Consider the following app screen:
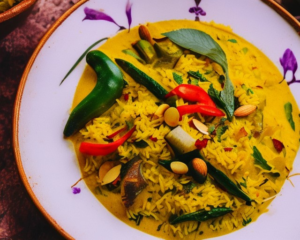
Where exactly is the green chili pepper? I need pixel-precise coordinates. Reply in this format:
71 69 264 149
178 150 252 204
170 207 232 225
115 59 168 99
63 50 124 137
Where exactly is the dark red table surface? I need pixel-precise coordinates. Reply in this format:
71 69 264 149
0 0 299 239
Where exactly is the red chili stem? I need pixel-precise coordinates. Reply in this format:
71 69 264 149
165 84 216 107
177 105 225 117
79 126 136 156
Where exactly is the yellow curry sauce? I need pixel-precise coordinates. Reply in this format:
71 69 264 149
69 20 300 239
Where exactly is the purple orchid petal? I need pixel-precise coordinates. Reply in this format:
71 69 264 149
72 187 81 194
189 6 206 16
126 0 133 30
83 7 125 30
280 48 298 78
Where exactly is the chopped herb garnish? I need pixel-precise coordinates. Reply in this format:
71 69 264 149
216 126 228 142
242 218 252 226
284 102 295 131
173 72 183 84
242 47 248 54
228 39 238 43
133 140 149 148
188 70 209 82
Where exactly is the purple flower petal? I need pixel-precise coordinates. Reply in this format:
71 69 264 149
189 6 206 16
83 7 125 30
280 48 298 78
126 0 133 30
72 187 81 194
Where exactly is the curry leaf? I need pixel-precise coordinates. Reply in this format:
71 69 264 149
208 84 232 118
284 102 295 131
162 29 234 120
252 146 272 171
188 70 209 82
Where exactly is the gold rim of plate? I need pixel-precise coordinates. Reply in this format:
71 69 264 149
11 0 300 239
0 0 37 23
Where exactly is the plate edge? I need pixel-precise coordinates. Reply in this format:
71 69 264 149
261 0 300 34
12 0 88 239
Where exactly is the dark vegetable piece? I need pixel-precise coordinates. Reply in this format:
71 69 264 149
178 150 252 203
170 207 232 225
120 156 147 208
165 84 216 107
115 59 168 99
63 50 124 137
133 40 157 64
79 126 136 156
177 105 225 117
153 40 183 68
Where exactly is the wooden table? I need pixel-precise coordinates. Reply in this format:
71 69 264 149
0 0 299 239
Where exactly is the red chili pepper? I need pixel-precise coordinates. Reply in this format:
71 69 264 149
79 126 136 156
150 136 158 142
224 147 233 152
177 105 225 117
165 84 216 107
272 139 284 153
195 139 208 150
107 126 127 139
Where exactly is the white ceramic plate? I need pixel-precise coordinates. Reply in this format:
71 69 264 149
13 0 300 239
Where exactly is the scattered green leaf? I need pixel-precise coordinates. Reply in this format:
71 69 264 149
122 49 146 64
252 146 272 171
188 70 209 82
242 218 252 226
173 72 183 84
228 39 238 43
284 102 295 131
242 47 249 54
216 125 228 142
133 140 149 148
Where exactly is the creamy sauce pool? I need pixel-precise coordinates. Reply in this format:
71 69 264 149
70 20 299 239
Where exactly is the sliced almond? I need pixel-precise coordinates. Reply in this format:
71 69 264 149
234 105 256 117
99 161 117 183
153 104 169 120
170 161 189 175
101 164 122 186
192 119 209 135
138 25 153 44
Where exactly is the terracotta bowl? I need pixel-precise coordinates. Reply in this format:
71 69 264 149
0 0 37 23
